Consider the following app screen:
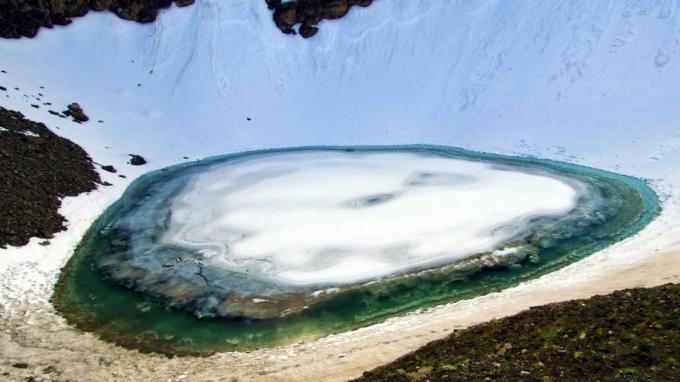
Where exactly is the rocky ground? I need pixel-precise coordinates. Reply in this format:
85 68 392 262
0 0 195 38
0 0 374 39
267 0 374 38
354 283 680 382
0 106 100 248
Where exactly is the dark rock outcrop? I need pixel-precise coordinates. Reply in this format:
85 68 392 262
0 0 196 39
267 0 373 37
100 164 117 173
0 106 100 248
128 153 146 165
0 1 372 40
63 102 88 123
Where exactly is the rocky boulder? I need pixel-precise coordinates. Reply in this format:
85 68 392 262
269 0 373 38
63 102 89 123
128 154 147 165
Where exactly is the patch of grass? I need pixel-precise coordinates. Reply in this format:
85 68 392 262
538 326 564 342
589 351 606 362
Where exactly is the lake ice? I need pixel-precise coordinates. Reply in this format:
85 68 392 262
163 150 579 285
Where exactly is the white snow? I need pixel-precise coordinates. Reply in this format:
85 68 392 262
0 0 679 342
0 1 678 182
164 150 577 285
19 130 40 137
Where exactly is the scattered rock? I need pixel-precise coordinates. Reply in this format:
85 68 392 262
272 2 298 34
0 86 6 91
100 165 117 173
63 102 89 123
11 363 29 369
128 154 147 166
30 104 39 108
299 23 319 38
175 0 196 7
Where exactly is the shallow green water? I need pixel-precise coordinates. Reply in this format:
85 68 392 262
53 145 659 356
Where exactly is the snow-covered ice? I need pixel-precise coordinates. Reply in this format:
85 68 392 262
164 150 577 285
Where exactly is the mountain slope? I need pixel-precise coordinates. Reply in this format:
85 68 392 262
0 106 100 248
0 1 678 179
354 283 680 382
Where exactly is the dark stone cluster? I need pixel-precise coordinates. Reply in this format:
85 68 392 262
266 0 374 38
63 102 88 123
0 0 195 38
128 153 146 165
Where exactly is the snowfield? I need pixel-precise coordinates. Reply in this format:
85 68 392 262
1 0 680 381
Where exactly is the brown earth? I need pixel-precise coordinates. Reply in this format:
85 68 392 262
0 106 101 248
354 283 680 382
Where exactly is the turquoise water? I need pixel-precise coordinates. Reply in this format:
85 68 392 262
53 145 659 356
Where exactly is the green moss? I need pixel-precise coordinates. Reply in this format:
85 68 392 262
615 367 638 377
538 326 564 342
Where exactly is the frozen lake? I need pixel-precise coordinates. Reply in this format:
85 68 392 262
54 146 658 354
